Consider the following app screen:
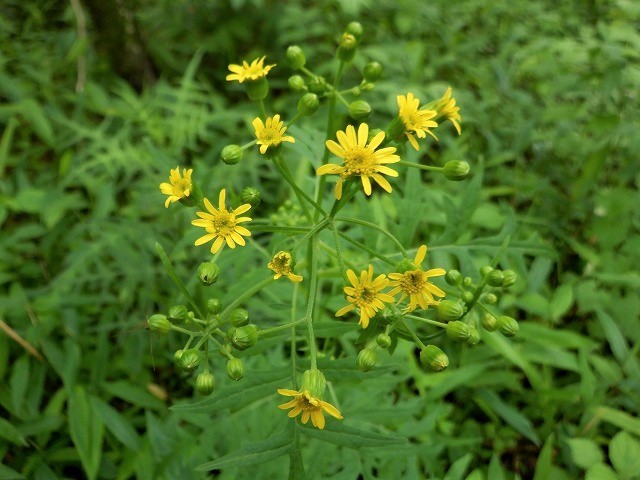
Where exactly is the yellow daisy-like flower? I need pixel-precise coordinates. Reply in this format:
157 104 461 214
226 56 275 83
277 389 343 430
434 87 462 135
388 245 446 311
191 189 252 254
268 251 303 283
335 265 396 328
317 123 400 200
159 167 193 208
252 115 295 155
397 93 438 151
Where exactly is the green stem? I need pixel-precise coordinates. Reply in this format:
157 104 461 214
251 224 311 234
220 276 274 319
405 314 447 329
398 160 444 172
329 221 348 282
305 235 320 369
286 112 301 127
257 99 267 118
400 318 427 349
258 318 306 336
291 283 299 389
274 156 327 218
336 231 396 266
334 217 408 257
171 325 206 336
291 218 330 253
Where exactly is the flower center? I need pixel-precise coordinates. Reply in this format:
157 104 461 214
299 392 321 411
343 147 376 176
173 179 191 197
356 285 376 304
260 127 280 145
400 270 426 294
273 255 289 272
212 211 235 235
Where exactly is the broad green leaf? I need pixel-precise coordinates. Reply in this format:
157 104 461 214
0 418 27 446
609 431 640 479
550 282 574 321
423 363 492 399
101 381 165 410
92 397 141 451
480 329 542 389
9 355 29 417
594 407 640 437
488 454 506 480
567 438 603 470
519 322 595 350
0 464 24 480
443 453 473 480
585 464 619 480
476 389 540 445
196 428 292 471
533 433 554 480
289 424 307 480
68 387 103 480
596 309 640 378
300 421 406 448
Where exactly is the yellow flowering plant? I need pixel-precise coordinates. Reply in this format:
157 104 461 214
152 21 525 475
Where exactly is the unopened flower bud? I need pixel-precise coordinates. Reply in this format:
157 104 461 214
241 187 261 207
348 100 371 121
168 305 189 323
307 76 327 94
337 33 357 63
179 349 201 372
420 345 449 372
357 348 377 372
463 276 473 287
221 144 243 165
300 369 326 398
226 327 236 341
381 307 400 325
231 324 258 350
502 270 518 287
445 270 462 286
362 61 382 82
376 333 392 349
443 161 470 181
446 321 471 342
497 316 519 337
218 344 231 357
395 258 417 274
196 372 215 395
226 358 245 381
486 270 505 287
360 82 374 92
286 45 306 70
207 298 222 315
481 314 498 332
345 21 363 41
437 300 464 322
480 266 493 278
173 349 184 364
245 77 269 101
462 291 474 303
288 75 306 92
484 293 498 305
198 262 220 285
229 308 249 327
297 93 319 116
467 326 480 346
148 314 172 334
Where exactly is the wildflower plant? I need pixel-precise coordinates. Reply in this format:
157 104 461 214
152 22 525 475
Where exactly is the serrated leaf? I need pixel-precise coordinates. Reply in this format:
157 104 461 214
609 431 640 479
567 438 603 470
300 421 406 448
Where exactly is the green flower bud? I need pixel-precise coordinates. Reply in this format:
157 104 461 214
218 344 231 357
244 77 269 101
462 276 473 287
437 300 464 322
420 345 449 372
168 305 189 323
497 316 519 337
394 258 417 274
226 327 236 341
348 100 371 121
196 372 215 395
481 314 498 332
226 358 245 381
381 307 401 325
387 116 407 143
147 314 172 334
220 144 243 165
502 270 518 288
467 326 480 346
297 93 319 116
198 261 220 285
286 45 306 70
362 61 382 82
299 368 326 398
288 75 306 92
231 324 258 350
307 76 327 94
443 161 470 181
480 266 493 278
376 333 392 349
446 321 471 342
337 33 357 63
241 187 261 207
173 349 184 364
357 348 377 372
486 270 505 287
445 270 462 286
207 298 222 315
462 291 474 303
484 293 498 305
229 308 249 327
179 349 201 372
345 21 363 41
360 82 374 92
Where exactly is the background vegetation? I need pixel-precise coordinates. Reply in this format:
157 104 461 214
1 0 638 478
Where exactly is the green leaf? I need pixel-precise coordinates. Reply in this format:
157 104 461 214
0 418 27 446
567 438 603 470
596 309 640 378
443 453 473 480
480 329 542 389
0 464 25 480
595 407 640 436
300 421 407 448
289 424 307 480
155 242 204 318
488 454 506 480
196 428 292 471
609 431 640 479
533 433 554 480
585 464 619 480
550 282 574 321
476 389 540 445
101 381 165 410
92 397 141 451
68 387 103 480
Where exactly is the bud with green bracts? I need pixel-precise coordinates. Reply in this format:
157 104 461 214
462 291 474 304
363 61 382 82
337 33 357 63
198 261 220 285
481 313 498 332
178 349 201 372
394 257 417 274
445 269 462 286
147 314 172 334
345 21 363 41
288 75 306 92
241 187 261 207
357 348 377 372
286 45 306 70
196 372 215 395
467 326 480 346
480 266 493 278
349 100 371 121
486 270 504 287
226 358 245 381
231 324 258 350
307 76 327 94
437 300 464 322
420 345 449 372
446 321 471 342
443 161 470 181
299 369 326 398
229 308 249 327
376 333 392 349
168 305 189 323
173 349 184 364
218 344 231 357
462 276 473 287
502 270 518 287
244 76 269 101
207 298 222 315
220 144 243 165
497 316 519 337
297 93 319 116
484 293 498 305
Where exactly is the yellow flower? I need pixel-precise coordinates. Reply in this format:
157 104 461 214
277 389 343 430
335 265 396 328
252 115 295 155
317 123 400 199
388 245 446 311
434 87 461 135
268 251 303 283
397 93 438 151
226 56 275 83
191 189 252 254
159 167 193 208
